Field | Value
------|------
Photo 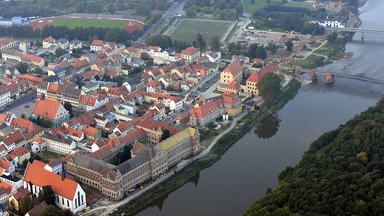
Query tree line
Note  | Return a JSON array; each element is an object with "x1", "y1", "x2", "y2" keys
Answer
[{"x1": 0, "y1": 25, "x2": 143, "y2": 44}]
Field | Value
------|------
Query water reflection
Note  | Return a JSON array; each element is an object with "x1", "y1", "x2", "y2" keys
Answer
[{"x1": 254, "y1": 114, "x2": 280, "y2": 139}]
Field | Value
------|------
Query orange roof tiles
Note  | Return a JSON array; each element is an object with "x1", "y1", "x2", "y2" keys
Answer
[
  {"x1": 83, "y1": 125, "x2": 98, "y2": 137},
  {"x1": 247, "y1": 64, "x2": 278, "y2": 83},
  {"x1": 181, "y1": 47, "x2": 199, "y2": 56},
  {"x1": 91, "y1": 39, "x2": 104, "y2": 46},
  {"x1": 32, "y1": 99, "x2": 62, "y2": 121},
  {"x1": 191, "y1": 98, "x2": 223, "y2": 119},
  {"x1": 24, "y1": 160, "x2": 80, "y2": 200},
  {"x1": 224, "y1": 61, "x2": 242, "y2": 77}
]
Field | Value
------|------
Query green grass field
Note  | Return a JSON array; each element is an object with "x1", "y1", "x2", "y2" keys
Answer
[
  {"x1": 243, "y1": 0, "x2": 268, "y2": 14},
  {"x1": 51, "y1": 18, "x2": 127, "y2": 29},
  {"x1": 169, "y1": 18, "x2": 233, "y2": 42}
]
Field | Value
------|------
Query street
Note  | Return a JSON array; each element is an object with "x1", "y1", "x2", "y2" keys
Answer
[{"x1": 0, "y1": 91, "x2": 37, "y2": 118}]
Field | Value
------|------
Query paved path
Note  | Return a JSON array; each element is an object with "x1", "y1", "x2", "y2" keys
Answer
[{"x1": 81, "y1": 110, "x2": 249, "y2": 216}]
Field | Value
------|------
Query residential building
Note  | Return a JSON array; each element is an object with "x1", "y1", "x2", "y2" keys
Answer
[
  {"x1": 42, "y1": 134, "x2": 76, "y2": 155},
  {"x1": 43, "y1": 36, "x2": 55, "y2": 49},
  {"x1": 181, "y1": 47, "x2": 200, "y2": 63},
  {"x1": 190, "y1": 98, "x2": 224, "y2": 127},
  {"x1": 246, "y1": 64, "x2": 278, "y2": 95},
  {"x1": 0, "y1": 38, "x2": 17, "y2": 52}
]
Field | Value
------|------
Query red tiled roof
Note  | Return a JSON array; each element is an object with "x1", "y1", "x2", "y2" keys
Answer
[
  {"x1": 0, "y1": 37, "x2": 15, "y2": 47},
  {"x1": 247, "y1": 64, "x2": 278, "y2": 83},
  {"x1": 91, "y1": 39, "x2": 104, "y2": 46},
  {"x1": 191, "y1": 98, "x2": 223, "y2": 119},
  {"x1": 79, "y1": 95, "x2": 97, "y2": 106},
  {"x1": 224, "y1": 61, "x2": 242, "y2": 77},
  {"x1": 136, "y1": 120, "x2": 179, "y2": 135},
  {"x1": 181, "y1": 47, "x2": 199, "y2": 56},
  {"x1": 32, "y1": 99, "x2": 62, "y2": 121},
  {"x1": 83, "y1": 125, "x2": 98, "y2": 137},
  {"x1": 24, "y1": 160, "x2": 80, "y2": 200}
]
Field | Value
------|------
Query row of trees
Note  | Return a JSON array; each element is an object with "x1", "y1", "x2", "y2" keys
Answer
[
  {"x1": 251, "y1": 10, "x2": 325, "y2": 35},
  {"x1": 245, "y1": 98, "x2": 384, "y2": 215},
  {"x1": 146, "y1": 34, "x2": 221, "y2": 52},
  {"x1": 227, "y1": 42, "x2": 272, "y2": 60},
  {"x1": 0, "y1": 25, "x2": 143, "y2": 44}
]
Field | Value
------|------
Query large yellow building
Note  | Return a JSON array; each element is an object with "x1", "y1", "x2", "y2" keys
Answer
[{"x1": 220, "y1": 61, "x2": 243, "y2": 85}]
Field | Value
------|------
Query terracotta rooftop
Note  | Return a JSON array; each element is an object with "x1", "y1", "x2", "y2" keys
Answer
[
  {"x1": 24, "y1": 160, "x2": 80, "y2": 200},
  {"x1": 224, "y1": 61, "x2": 242, "y2": 77},
  {"x1": 32, "y1": 99, "x2": 63, "y2": 121}
]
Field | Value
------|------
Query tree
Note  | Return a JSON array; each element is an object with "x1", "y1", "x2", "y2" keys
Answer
[
  {"x1": 55, "y1": 47, "x2": 66, "y2": 57},
  {"x1": 211, "y1": 36, "x2": 221, "y2": 51},
  {"x1": 327, "y1": 32, "x2": 338, "y2": 43},
  {"x1": 107, "y1": 4, "x2": 117, "y2": 14},
  {"x1": 285, "y1": 40, "x2": 294, "y2": 52},
  {"x1": 38, "y1": 185, "x2": 55, "y2": 205},
  {"x1": 257, "y1": 73, "x2": 282, "y2": 105},
  {"x1": 254, "y1": 46, "x2": 267, "y2": 60},
  {"x1": 63, "y1": 102, "x2": 74, "y2": 117},
  {"x1": 15, "y1": 62, "x2": 29, "y2": 74},
  {"x1": 19, "y1": 196, "x2": 33, "y2": 215},
  {"x1": 248, "y1": 43, "x2": 259, "y2": 59},
  {"x1": 41, "y1": 205, "x2": 66, "y2": 216},
  {"x1": 196, "y1": 33, "x2": 207, "y2": 51},
  {"x1": 161, "y1": 129, "x2": 170, "y2": 141},
  {"x1": 33, "y1": 66, "x2": 44, "y2": 75}
]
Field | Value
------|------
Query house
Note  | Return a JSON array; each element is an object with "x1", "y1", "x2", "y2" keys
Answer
[
  {"x1": 31, "y1": 137, "x2": 46, "y2": 153},
  {"x1": 23, "y1": 160, "x2": 87, "y2": 213},
  {"x1": 42, "y1": 134, "x2": 76, "y2": 155},
  {"x1": 0, "y1": 181, "x2": 16, "y2": 203},
  {"x1": 146, "y1": 80, "x2": 161, "y2": 93},
  {"x1": 31, "y1": 99, "x2": 70, "y2": 127},
  {"x1": 79, "y1": 93, "x2": 110, "y2": 111},
  {"x1": 246, "y1": 64, "x2": 278, "y2": 95},
  {"x1": 190, "y1": 98, "x2": 224, "y2": 127},
  {"x1": 220, "y1": 61, "x2": 243, "y2": 85},
  {"x1": 223, "y1": 91, "x2": 242, "y2": 117},
  {"x1": 0, "y1": 158, "x2": 15, "y2": 176},
  {"x1": 26, "y1": 201, "x2": 49, "y2": 216},
  {"x1": 204, "y1": 51, "x2": 221, "y2": 63},
  {"x1": 181, "y1": 47, "x2": 200, "y2": 63},
  {"x1": 8, "y1": 188, "x2": 30, "y2": 212},
  {"x1": 0, "y1": 86, "x2": 11, "y2": 109},
  {"x1": 70, "y1": 39, "x2": 83, "y2": 50},
  {"x1": 90, "y1": 39, "x2": 104, "y2": 52},
  {"x1": 0, "y1": 37, "x2": 17, "y2": 52},
  {"x1": 56, "y1": 38, "x2": 69, "y2": 50},
  {"x1": 43, "y1": 36, "x2": 55, "y2": 49}
]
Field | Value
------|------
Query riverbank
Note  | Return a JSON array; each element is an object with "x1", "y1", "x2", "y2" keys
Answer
[{"x1": 111, "y1": 79, "x2": 301, "y2": 216}]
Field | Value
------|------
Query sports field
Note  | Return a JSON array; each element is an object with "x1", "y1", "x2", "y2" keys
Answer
[
  {"x1": 51, "y1": 18, "x2": 127, "y2": 29},
  {"x1": 169, "y1": 18, "x2": 233, "y2": 42},
  {"x1": 243, "y1": 0, "x2": 268, "y2": 14}
]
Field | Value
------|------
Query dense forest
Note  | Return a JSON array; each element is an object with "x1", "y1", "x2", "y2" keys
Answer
[
  {"x1": 244, "y1": 99, "x2": 384, "y2": 215},
  {"x1": 0, "y1": 0, "x2": 170, "y2": 18}
]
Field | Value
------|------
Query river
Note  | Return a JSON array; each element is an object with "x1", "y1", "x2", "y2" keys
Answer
[{"x1": 136, "y1": 1, "x2": 384, "y2": 215}]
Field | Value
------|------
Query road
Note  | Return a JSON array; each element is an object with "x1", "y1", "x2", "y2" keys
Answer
[{"x1": 136, "y1": 0, "x2": 187, "y2": 43}]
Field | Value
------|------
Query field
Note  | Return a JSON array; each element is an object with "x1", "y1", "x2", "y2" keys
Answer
[
  {"x1": 168, "y1": 18, "x2": 233, "y2": 42},
  {"x1": 243, "y1": 0, "x2": 268, "y2": 14},
  {"x1": 51, "y1": 18, "x2": 127, "y2": 29}
]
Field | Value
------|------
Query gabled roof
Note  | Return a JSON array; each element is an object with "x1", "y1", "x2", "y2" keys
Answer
[
  {"x1": 91, "y1": 39, "x2": 104, "y2": 46},
  {"x1": 247, "y1": 64, "x2": 278, "y2": 83},
  {"x1": 223, "y1": 61, "x2": 242, "y2": 77},
  {"x1": 181, "y1": 47, "x2": 199, "y2": 56},
  {"x1": 191, "y1": 98, "x2": 223, "y2": 119},
  {"x1": 24, "y1": 160, "x2": 80, "y2": 200},
  {"x1": 32, "y1": 99, "x2": 64, "y2": 121}
]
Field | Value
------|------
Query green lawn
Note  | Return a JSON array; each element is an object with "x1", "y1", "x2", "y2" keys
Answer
[
  {"x1": 37, "y1": 151, "x2": 64, "y2": 163},
  {"x1": 314, "y1": 42, "x2": 345, "y2": 60},
  {"x1": 51, "y1": 18, "x2": 127, "y2": 29},
  {"x1": 243, "y1": 0, "x2": 268, "y2": 14},
  {"x1": 169, "y1": 18, "x2": 233, "y2": 42},
  {"x1": 287, "y1": 1, "x2": 312, "y2": 8},
  {"x1": 294, "y1": 54, "x2": 327, "y2": 69}
]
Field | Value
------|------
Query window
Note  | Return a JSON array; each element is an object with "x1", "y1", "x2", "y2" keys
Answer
[
  {"x1": 62, "y1": 197, "x2": 64, "y2": 205},
  {"x1": 67, "y1": 200, "x2": 70, "y2": 207}
]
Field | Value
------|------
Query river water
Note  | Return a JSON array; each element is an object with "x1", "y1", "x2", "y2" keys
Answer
[{"x1": 136, "y1": 1, "x2": 384, "y2": 215}]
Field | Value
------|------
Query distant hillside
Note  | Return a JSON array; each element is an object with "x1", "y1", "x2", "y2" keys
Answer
[{"x1": 244, "y1": 99, "x2": 384, "y2": 215}]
